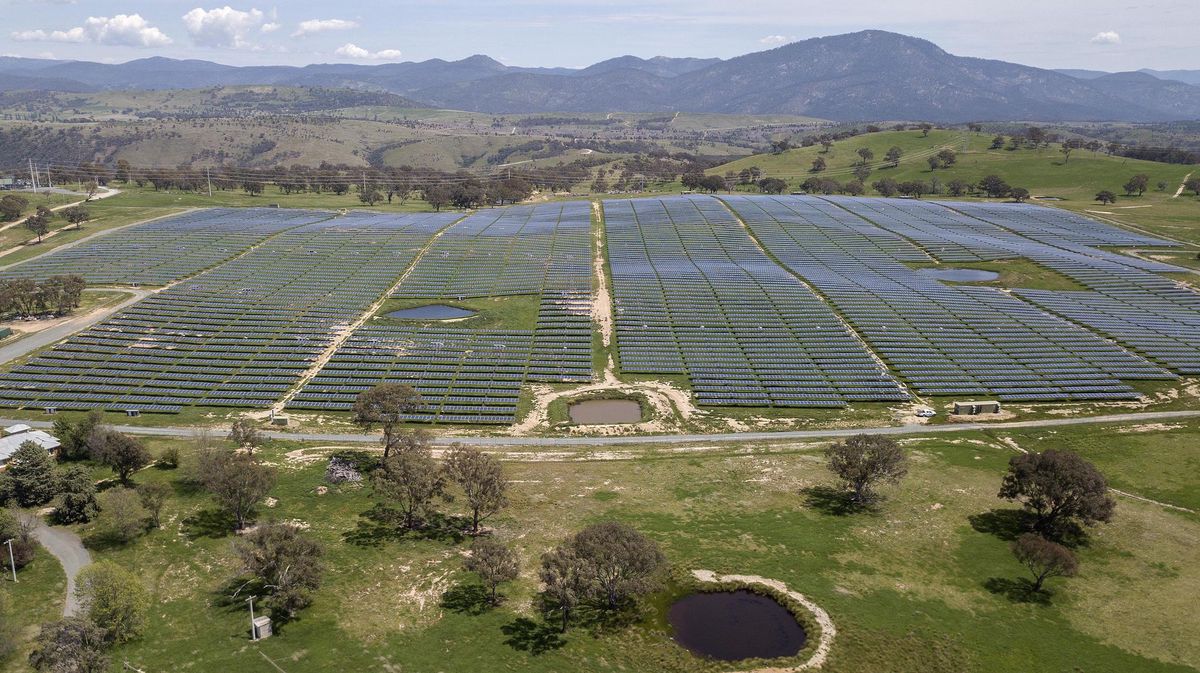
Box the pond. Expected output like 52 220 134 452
918 268 1000 282
384 304 477 320
668 590 806 661
568 399 642 425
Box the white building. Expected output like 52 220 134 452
0 425 60 467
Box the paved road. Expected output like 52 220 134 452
4 409 1199 449
0 289 148 365
21 515 92 617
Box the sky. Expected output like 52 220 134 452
2 0 1197 71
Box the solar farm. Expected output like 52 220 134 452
0 194 1197 427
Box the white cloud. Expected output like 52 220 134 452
260 22 281 33
334 43 402 61
759 35 793 46
1090 30 1121 45
11 15 171 47
293 19 358 37
183 6 266 48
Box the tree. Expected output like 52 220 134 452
7 441 58 506
227 418 263 454
927 155 941 171
873 178 899 197
97 488 147 543
540 545 586 632
947 178 972 197
810 156 826 173
90 431 150 485
990 135 1006 150
824 434 908 505
0 509 36 570
884 146 902 168
353 384 424 458
24 211 50 243
998 450 1115 535
53 466 99 525
1123 173 1150 196
235 522 324 619
28 618 110 673
1011 533 1078 592
241 180 264 196
1095 190 1118 205
60 206 90 228
919 123 933 137
936 148 957 167
75 562 149 644
358 187 383 206
758 177 788 194
856 147 875 165
1185 176 1200 196
852 164 872 182
0 194 27 222
137 482 171 529
465 538 519 604
979 174 1011 198
1060 139 1083 163
373 446 446 530
898 180 929 198
52 410 107 461
820 139 833 153
445 445 509 535
200 449 276 530
1010 187 1031 203
571 521 666 610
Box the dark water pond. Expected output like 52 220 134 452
568 399 642 425
385 304 477 320
918 268 1000 282
668 590 806 661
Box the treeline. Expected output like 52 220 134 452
0 275 87 319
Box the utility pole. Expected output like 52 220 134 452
4 539 15 582
28 158 39 193
207 167 213 197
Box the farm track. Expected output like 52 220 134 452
4 410 1200 452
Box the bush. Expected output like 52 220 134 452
157 445 181 469
0 509 36 571
75 562 149 644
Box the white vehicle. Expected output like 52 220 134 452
916 408 936 418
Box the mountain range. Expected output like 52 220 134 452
1 31 1197 123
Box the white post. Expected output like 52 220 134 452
247 596 257 640
4 539 15 582
207 167 213 197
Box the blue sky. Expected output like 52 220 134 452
2 0 1197 71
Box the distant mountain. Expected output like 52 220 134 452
1139 69 1200 87
1054 69 1111 80
576 56 722 78
0 32 1197 122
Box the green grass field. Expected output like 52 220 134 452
2 421 1197 673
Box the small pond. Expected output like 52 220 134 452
568 399 642 425
385 304 477 320
669 590 806 661
918 268 1000 282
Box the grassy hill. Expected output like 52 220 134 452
711 129 1200 244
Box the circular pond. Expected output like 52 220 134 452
918 268 1000 282
385 304 477 320
668 590 806 661
568 399 642 425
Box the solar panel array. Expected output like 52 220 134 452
0 208 328 286
289 202 594 423
604 196 907 408
724 195 1173 402
0 211 459 413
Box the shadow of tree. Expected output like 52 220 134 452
343 506 470 547
968 508 1032 541
983 577 1052 605
441 583 494 616
501 617 566 655
181 507 236 540
801 485 873 516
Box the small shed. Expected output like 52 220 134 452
953 400 1002 415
